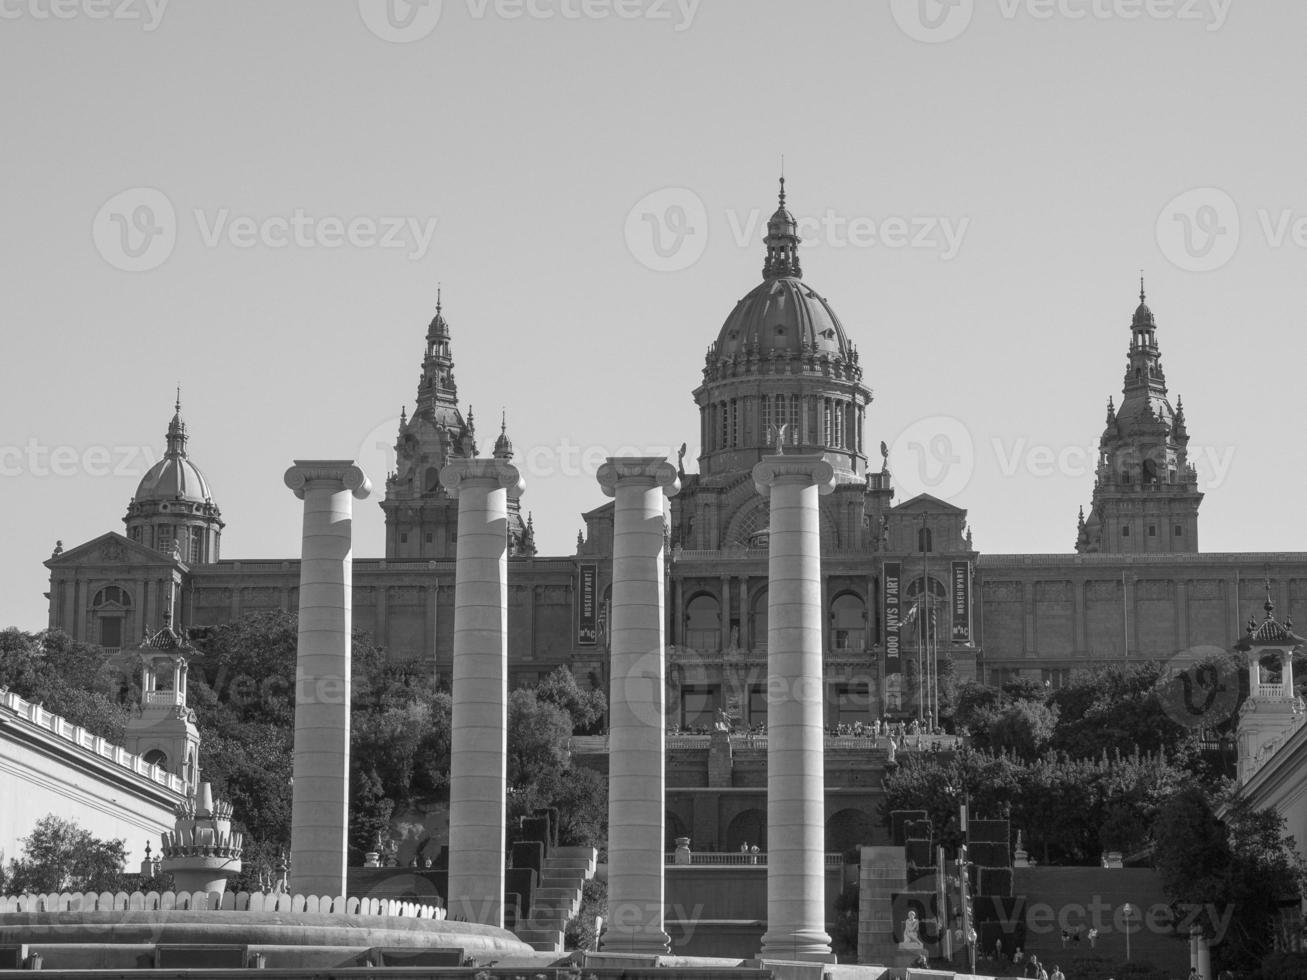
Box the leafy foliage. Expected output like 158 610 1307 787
1154 789 1307 971
0 628 130 741
533 665 607 733
4 816 130 894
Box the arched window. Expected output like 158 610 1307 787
830 592 866 652
685 594 721 653
917 526 933 553
142 749 168 769
92 586 133 608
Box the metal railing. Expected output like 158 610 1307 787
664 852 845 867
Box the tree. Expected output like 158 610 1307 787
0 629 130 742
989 699 1058 760
533 666 607 733
4 816 129 894
507 688 572 785
1153 788 1307 971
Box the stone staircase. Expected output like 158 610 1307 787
513 845 598 952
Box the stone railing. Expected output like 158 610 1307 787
142 690 184 707
981 552 1307 566
571 732 962 753
1256 684 1289 699
0 889 443 919
0 689 185 795
664 852 845 868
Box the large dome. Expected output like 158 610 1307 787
714 276 852 360
132 401 216 505
134 454 214 504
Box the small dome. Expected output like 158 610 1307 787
713 277 852 360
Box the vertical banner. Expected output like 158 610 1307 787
577 562 597 646
884 561 901 674
951 560 972 643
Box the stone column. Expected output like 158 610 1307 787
283 460 371 898
439 458 525 927
597 457 680 954
754 454 835 962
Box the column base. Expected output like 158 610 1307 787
759 928 834 963
600 931 672 956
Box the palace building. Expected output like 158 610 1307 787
43 180 1307 765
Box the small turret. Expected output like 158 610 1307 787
493 411 514 460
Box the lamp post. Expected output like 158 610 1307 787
1122 903 1134 962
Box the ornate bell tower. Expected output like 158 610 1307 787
379 293 534 558
1076 282 1203 553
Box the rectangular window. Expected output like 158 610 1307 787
1149 525 1157 537
425 533 433 543
100 616 123 649
1122 526 1130 537
157 525 173 553
190 535 201 563
748 684 768 727
680 685 718 731
1174 525 1184 536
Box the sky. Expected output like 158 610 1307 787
2 0 1305 632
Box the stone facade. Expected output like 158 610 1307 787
41 181 1306 723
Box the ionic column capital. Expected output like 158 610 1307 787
752 454 836 498
284 460 372 500
439 458 526 499
597 457 680 499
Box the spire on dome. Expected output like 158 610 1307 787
1106 396 1115 423
493 409 514 460
427 284 450 340
1132 275 1156 328
166 389 188 457
762 174 802 280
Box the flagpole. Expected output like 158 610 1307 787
920 512 929 725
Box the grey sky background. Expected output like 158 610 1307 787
2 0 1303 631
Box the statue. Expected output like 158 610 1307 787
899 908 923 949
676 441 687 478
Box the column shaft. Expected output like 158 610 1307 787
441 460 524 928
284 460 371 899
598 458 679 954
755 455 834 962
